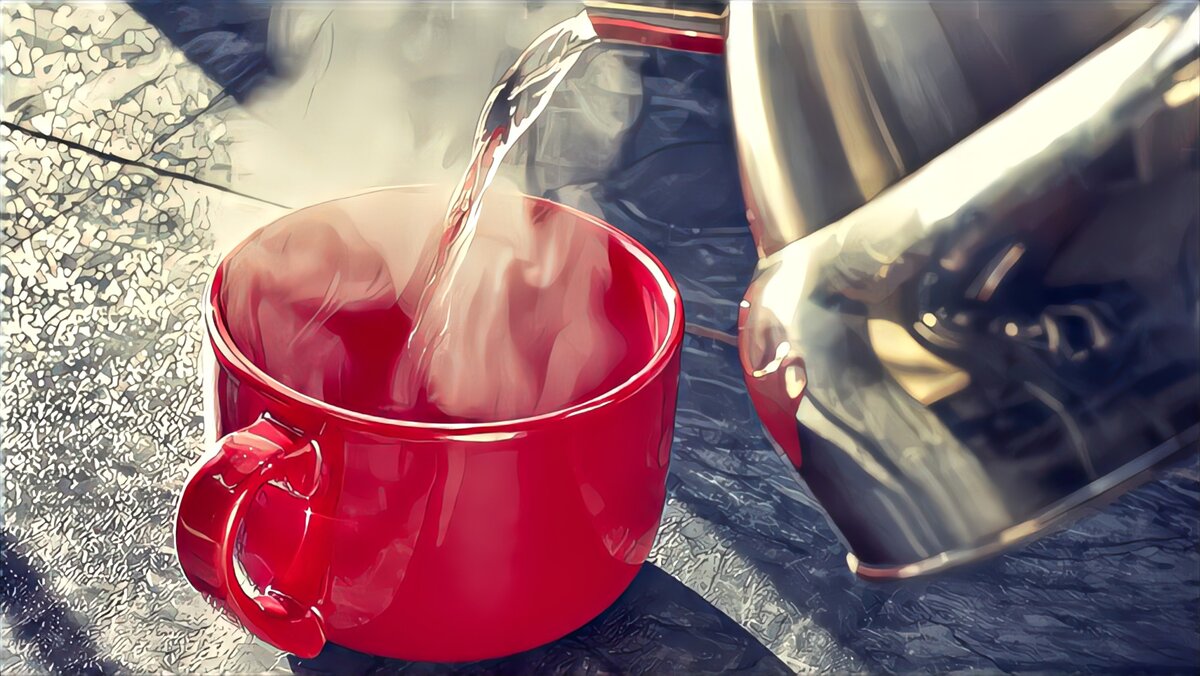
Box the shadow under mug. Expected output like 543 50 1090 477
174 187 684 661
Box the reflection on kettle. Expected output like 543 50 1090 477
584 1 1200 577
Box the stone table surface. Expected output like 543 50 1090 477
2 3 1198 674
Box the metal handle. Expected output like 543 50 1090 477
583 1 727 54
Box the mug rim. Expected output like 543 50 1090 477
205 185 684 435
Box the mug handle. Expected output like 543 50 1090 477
175 415 327 658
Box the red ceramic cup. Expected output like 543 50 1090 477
174 187 683 661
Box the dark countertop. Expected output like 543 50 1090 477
2 3 1198 674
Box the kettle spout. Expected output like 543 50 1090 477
583 1 726 55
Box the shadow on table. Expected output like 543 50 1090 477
288 563 790 676
127 0 276 102
0 529 121 675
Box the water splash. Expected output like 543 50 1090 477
393 10 600 407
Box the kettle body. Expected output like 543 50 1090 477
586 1 1200 577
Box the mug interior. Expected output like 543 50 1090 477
211 186 679 426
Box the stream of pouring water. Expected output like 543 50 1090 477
394 11 600 405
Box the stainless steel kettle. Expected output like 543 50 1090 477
583 0 1200 578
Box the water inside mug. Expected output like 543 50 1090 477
217 189 659 424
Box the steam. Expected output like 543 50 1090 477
215 3 652 423
225 2 581 206
391 189 628 421
219 187 637 423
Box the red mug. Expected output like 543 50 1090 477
174 187 683 661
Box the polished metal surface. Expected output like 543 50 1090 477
584 0 1200 577
738 2 1200 576
582 1 727 37
725 0 1155 255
